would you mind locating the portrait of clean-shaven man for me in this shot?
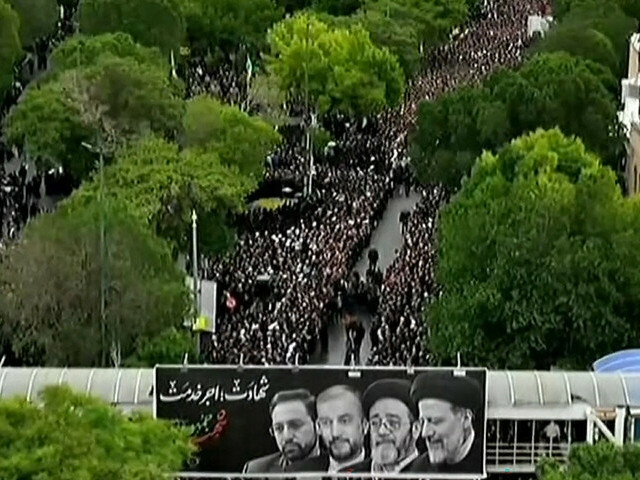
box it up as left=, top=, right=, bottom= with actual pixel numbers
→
left=408, top=371, right=484, bottom=474
left=243, top=389, right=319, bottom=473
left=287, top=384, right=368, bottom=473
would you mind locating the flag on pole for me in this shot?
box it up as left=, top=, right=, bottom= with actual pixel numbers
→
left=246, top=55, right=253, bottom=83
left=170, top=50, right=177, bottom=79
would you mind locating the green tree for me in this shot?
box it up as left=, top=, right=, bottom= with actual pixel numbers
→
left=182, top=95, right=281, bottom=180
left=49, top=32, right=167, bottom=75
left=359, top=7, right=422, bottom=77
left=0, top=385, right=195, bottom=478
left=126, top=326, right=197, bottom=367
left=0, top=0, right=21, bottom=100
left=535, top=1, right=637, bottom=78
left=539, top=442, right=640, bottom=480
left=313, top=0, right=362, bottom=16
left=410, top=53, right=622, bottom=190
left=67, top=136, right=254, bottom=256
left=266, top=13, right=404, bottom=117
left=3, top=54, right=184, bottom=181
left=183, top=0, right=282, bottom=60
left=7, top=0, right=57, bottom=48
left=0, top=197, right=190, bottom=367
left=428, top=129, right=640, bottom=370
left=78, top=0, right=185, bottom=56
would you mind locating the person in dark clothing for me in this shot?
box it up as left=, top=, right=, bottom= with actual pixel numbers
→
left=344, top=318, right=365, bottom=366
left=399, top=210, right=410, bottom=234
left=367, top=248, right=379, bottom=271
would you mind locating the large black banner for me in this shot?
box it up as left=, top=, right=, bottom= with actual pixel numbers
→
left=154, top=366, right=487, bottom=478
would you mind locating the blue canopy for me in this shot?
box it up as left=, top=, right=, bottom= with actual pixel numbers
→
left=593, top=349, right=640, bottom=373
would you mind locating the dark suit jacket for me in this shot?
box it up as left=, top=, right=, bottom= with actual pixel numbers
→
left=407, top=440, right=484, bottom=474
left=243, top=452, right=285, bottom=473
left=285, top=453, right=330, bottom=473
left=343, top=457, right=419, bottom=473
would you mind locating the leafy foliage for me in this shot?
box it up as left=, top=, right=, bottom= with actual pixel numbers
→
left=0, top=0, right=21, bottom=100
left=126, top=326, right=197, bottom=367
left=183, top=0, right=283, bottom=60
left=6, top=0, right=57, bottom=48
left=0, top=385, right=195, bottom=479
left=182, top=95, right=281, bottom=180
left=427, top=129, right=640, bottom=369
left=67, top=136, right=254, bottom=256
left=539, top=442, right=640, bottom=480
left=313, top=0, right=362, bottom=16
left=410, top=52, right=622, bottom=190
left=266, top=13, right=404, bottom=117
left=49, top=32, right=167, bottom=75
left=3, top=53, right=184, bottom=180
left=0, top=197, right=190, bottom=367
left=534, top=0, right=637, bottom=78
left=78, top=0, right=185, bottom=56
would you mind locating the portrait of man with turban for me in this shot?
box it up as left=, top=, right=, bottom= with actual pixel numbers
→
left=407, top=371, right=484, bottom=474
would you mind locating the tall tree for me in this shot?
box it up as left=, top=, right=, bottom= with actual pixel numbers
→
left=427, top=129, right=640, bottom=370
left=7, top=0, right=57, bottom=49
left=66, top=136, right=255, bottom=256
left=410, top=53, right=623, bottom=190
left=3, top=53, right=184, bottom=180
left=266, top=13, right=404, bottom=117
left=182, top=95, right=281, bottom=181
left=0, top=197, right=190, bottom=367
left=78, top=0, right=185, bottom=56
left=0, top=386, right=195, bottom=478
left=49, top=32, right=167, bottom=74
left=0, top=0, right=21, bottom=100
left=183, top=0, right=282, bottom=60
left=539, top=442, right=640, bottom=480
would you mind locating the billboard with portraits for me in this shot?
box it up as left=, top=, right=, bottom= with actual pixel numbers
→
left=154, top=365, right=487, bottom=478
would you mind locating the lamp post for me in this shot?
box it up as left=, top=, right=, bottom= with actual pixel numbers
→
left=191, top=209, right=200, bottom=355
left=81, top=140, right=108, bottom=366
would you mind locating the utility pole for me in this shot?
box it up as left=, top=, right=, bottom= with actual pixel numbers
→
left=191, top=209, right=200, bottom=356
left=304, top=20, right=313, bottom=197
left=99, top=143, right=108, bottom=367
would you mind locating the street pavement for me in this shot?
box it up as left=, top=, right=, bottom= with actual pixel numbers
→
left=319, top=188, right=422, bottom=366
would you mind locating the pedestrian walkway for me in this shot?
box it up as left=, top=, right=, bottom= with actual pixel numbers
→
left=320, top=189, right=422, bottom=366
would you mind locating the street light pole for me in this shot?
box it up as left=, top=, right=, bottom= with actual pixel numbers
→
left=191, top=209, right=200, bottom=356
left=304, top=20, right=314, bottom=197
left=99, top=144, right=108, bottom=367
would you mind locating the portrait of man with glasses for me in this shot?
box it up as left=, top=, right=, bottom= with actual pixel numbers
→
left=345, top=378, right=421, bottom=474
left=242, top=388, right=319, bottom=473
left=286, top=384, right=368, bottom=473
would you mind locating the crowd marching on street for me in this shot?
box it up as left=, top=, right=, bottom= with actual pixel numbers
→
left=200, top=0, right=547, bottom=366
left=0, top=0, right=547, bottom=366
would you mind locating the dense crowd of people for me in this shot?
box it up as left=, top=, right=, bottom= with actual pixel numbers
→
left=0, top=0, right=547, bottom=367
left=200, top=0, right=547, bottom=366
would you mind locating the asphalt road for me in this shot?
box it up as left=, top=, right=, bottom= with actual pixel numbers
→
left=319, top=189, right=422, bottom=366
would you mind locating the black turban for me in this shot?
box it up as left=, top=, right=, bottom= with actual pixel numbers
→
left=410, top=371, right=482, bottom=411
left=362, top=379, right=417, bottom=418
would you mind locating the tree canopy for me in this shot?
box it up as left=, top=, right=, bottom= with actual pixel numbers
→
left=265, top=13, right=404, bottom=117
left=0, top=197, right=190, bottom=367
left=534, top=0, right=637, bottom=79
left=183, top=0, right=283, bottom=60
left=410, top=52, right=622, bottom=190
left=0, top=0, right=21, bottom=100
left=3, top=52, right=184, bottom=181
left=67, top=136, right=255, bottom=256
left=182, top=95, right=281, bottom=180
left=6, top=0, right=58, bottom=49
left=78, top=0, right=185, bottom=56
left=0, top=385, right=195, bottom=479
left=539, top=442, right=640, bottom=480
left=427, top=129, right=640, bottom=370
left=49, top=32, right=167, bottom=75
